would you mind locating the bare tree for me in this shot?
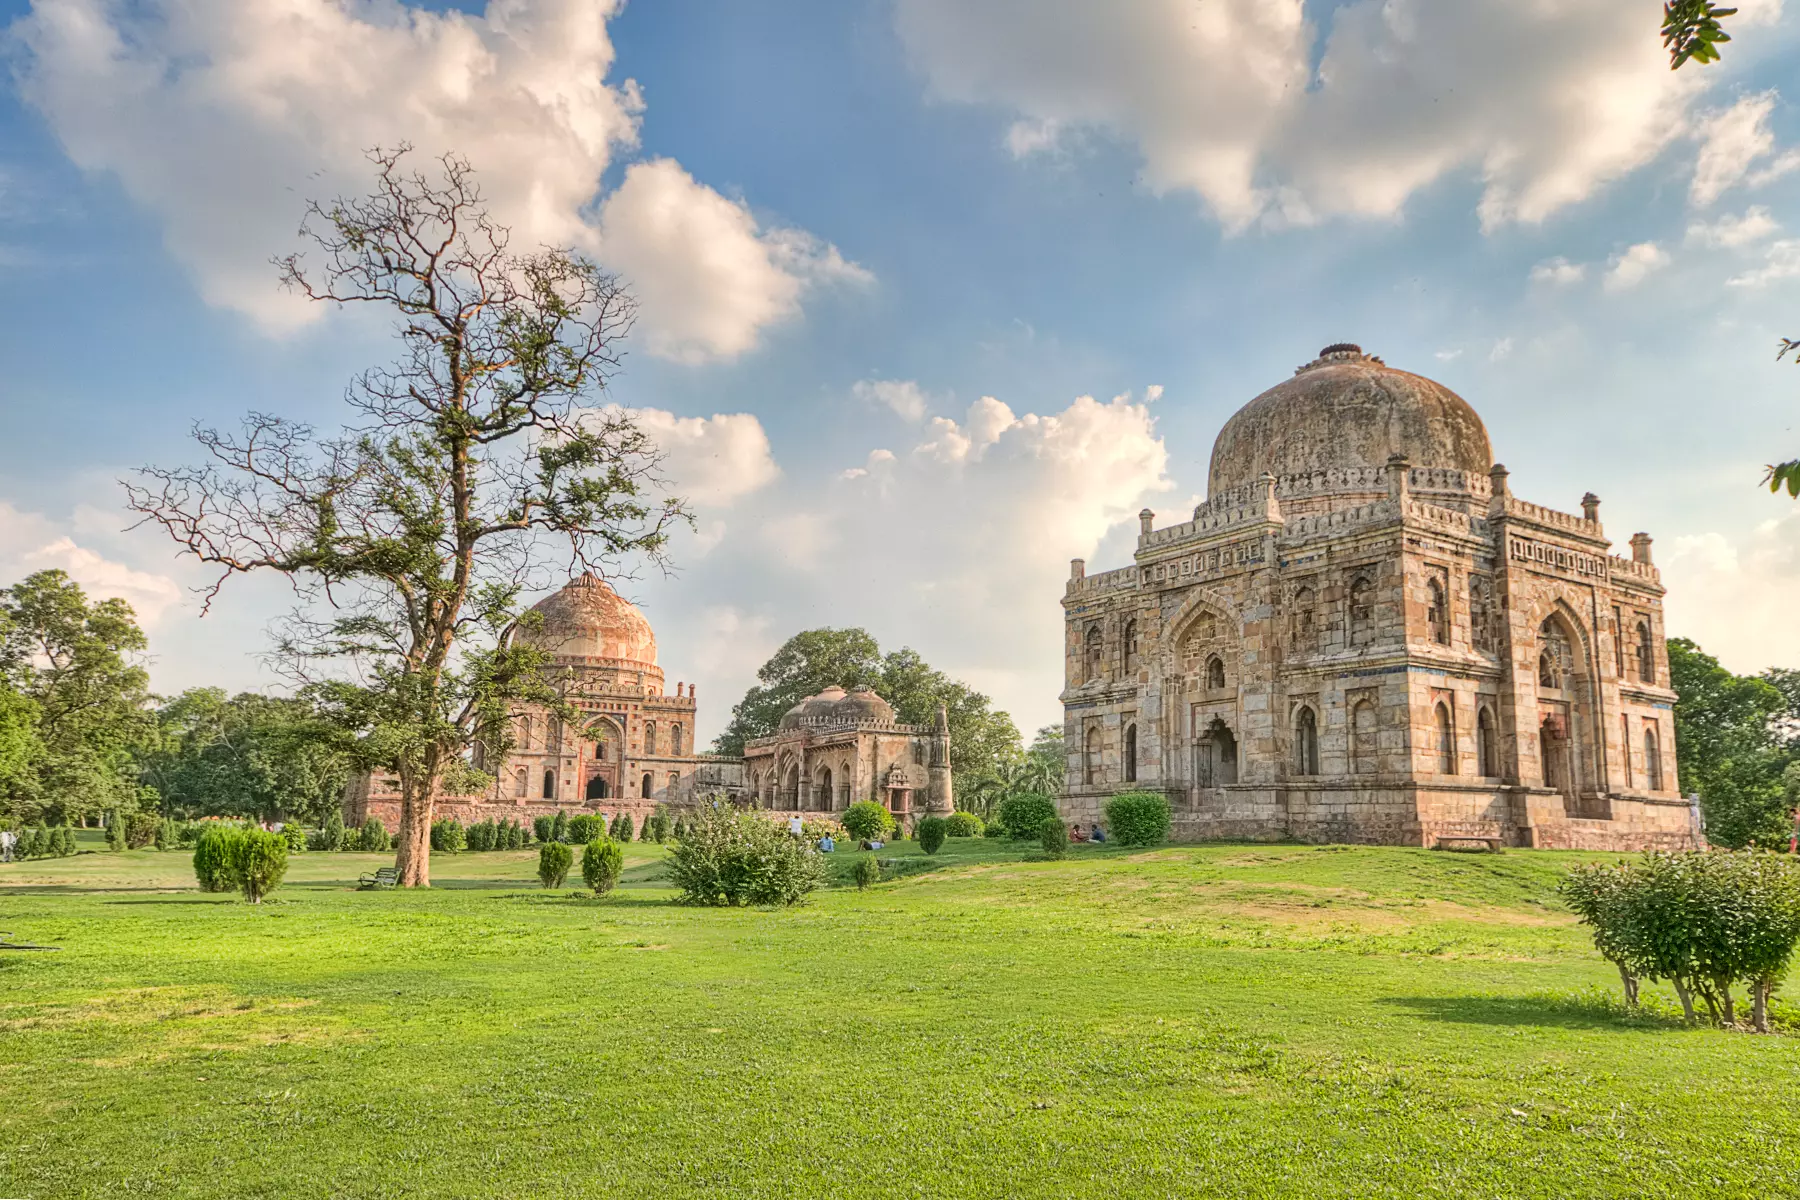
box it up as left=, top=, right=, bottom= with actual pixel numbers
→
left=127, top=147, right=686, bottom=886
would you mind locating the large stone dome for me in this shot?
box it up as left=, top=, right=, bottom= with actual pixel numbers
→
left=524, top=573, right=657, bottom=664
left=1207, top=345, right=1492, bottom=497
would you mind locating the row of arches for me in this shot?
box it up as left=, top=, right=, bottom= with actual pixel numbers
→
left=748, top=757, right=857, bottom=810
left=1289, top=700, right=1502, bottom=779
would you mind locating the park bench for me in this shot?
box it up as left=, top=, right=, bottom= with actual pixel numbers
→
left=358, top=866, right=399, bottom=890
left=1433, top=835, right=1505, bottom=853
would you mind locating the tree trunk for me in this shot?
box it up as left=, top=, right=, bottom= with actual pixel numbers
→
left=1617, top=963, right=1639, bottom=1007
left=1720, top=981, right=1736, bottom=1028
left=394, top=778, right=434, bottom=888
left=1672, top=977, right=1697, bottom=1021
left=1753, top=978, right=1770, bottom=1033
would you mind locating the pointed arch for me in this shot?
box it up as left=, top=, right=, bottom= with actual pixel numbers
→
left=1434, top=702, right=1455, bottom=774
left=1165, top=588, right=1245, bottom=658
left=1351, top=700, right=1378, bottom=774
left=1206, top=656, right=1226, bottom=690
left=1123, top=723, right=1138, bottom=783
left=541, top=768, right=556, bottom=799
left=1645, top=722, right=1664, bottom=791
left=1293, top=706, right=1319, bottom=776
left=1426, top=577, right=1449, bottom=645
left=1478, top=706, right=1499, bottom=778
left=1635, top=620, right=1655, bottom=684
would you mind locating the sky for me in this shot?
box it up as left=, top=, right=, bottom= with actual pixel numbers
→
left=3, top=0, right=1800, bottom=748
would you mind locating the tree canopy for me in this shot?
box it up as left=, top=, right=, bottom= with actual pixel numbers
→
left=714, top=627, right=1023, bottom=780
left=1669, top=637, right=1795, bottom=848
left=140, top=688, right=352, bottom=825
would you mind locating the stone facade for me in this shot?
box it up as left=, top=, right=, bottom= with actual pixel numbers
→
left=1060, top=344, right=1700, bottom=851
left=345, top=574, right=707, bottom=832
left=738, top=685, right=955, bottom=831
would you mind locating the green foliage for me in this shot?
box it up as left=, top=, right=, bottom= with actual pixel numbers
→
left=105, top=811, right=125, bottom=852
left=917, top=815, right=947, bottom=855
left=567, top=814, right=601, bottom=844
left=1663, top=0, right=1739, bottom=69
left=712, top=628, right=1023, bottom=780
left=841, top=800, right=895, bottom=842
left=996, top=792, right=1059, bottom=840
left=537, top=841, right=573, bottom=889
left=358, top=818, right=388, bottom=853
left=649, top=807, right=672, bottom=843
left=665, top=807, right=826, bottom=907
left=465, top=819, right=492, bottom=852
left=1562, top=851, right=1800, bottom=1029
left=139, top=688, right=351, bottom=825
left=430, top=819, right=466, bottom=853
left=852, top=854, right=880, bottom=890
left=609, top=811, right=635, bottom=842
left=228, top=829, right=289, bottom=903
left=1668, top=639, right=1793, bottom=848
left=322, top=809, right=347, bottom=853
left=1038, top=816, right=1068, bottom=860
left=1106, top=791, right=1172, bottom=848
left=551, top=810, right=569, bottom=844
left=505, top=819, right=526, bottom=849
left=944, top=811, right=983, bottom=838
left=282, top=825, right=306, bottom=853
left=192, top=828, right=238, bottom=893
left=581, top=837, right=624, bottom=895
left=126, top=812, right=159, bottom=849
left=53, top=825, right=75, bottom=857
left=154, top=818, right=174, bottom=850
left=533, top=815, right=553, bottom=844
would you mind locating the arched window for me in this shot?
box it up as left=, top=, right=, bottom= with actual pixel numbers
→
left=1085, top=725, right=1102, bottom=785
left=521, top=714, right=534, bottom=750
left=1426, top=577, right=1449, bottom=645
left=668, top=771, right=680, bottom=795
left=1612, top=606, right=1626, bottom=676
left=816, top=767, right=834, bottom=812
left=1291, top=587, right=1316, bottom=651
left=1621, top=714, right=1634, bottom=787
left=1636, top=621, right=1655, bottom=683
left=514, top=768, right=528, bottom=798
left=1471, top=578, right=1496, bottom=654
left=1435, top=703, right=1455, bottom=774
left=1478, top=707, right=1498, bottom=777
left=547, top=718, right=562, bottom=753
left=1349, top=576, right=1374, bottom=646
left=586, top=773, right=607, bottom=800
left=1123, top=723, right=1137, bottom=783
left=671, top=724, right=684, bottom=756
left=1123, top=618, right=1140, bottom=674
left=1352, top=701, right=1378, bottom=775
left=1206, top=656, right=1226, bottom=690
left=541, top=769, right=556, bottom=799
left=1084, top=625, right=1104, bottom=683
left=1645, top=724, right=1663, bottom=791
left=1293, top=707, right=1319, bottom=776
left=1538, top=618, right=1572, bottom=690
left=644, top=722, right=657, bottom=756
left=641, top=772, right=653, bottom=798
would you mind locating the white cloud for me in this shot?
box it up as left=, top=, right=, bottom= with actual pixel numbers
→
left=1530, top=257, right=1588, bottom=286
left=0, top=502, right=181, bottom=624
left=1604, top=242, right=1670, bottom=292
left=1665, top=513, right=1800, bottom=674
left=621, top=407, right=781, bottom=509
left=896, top=0, right=1710, bottom=231
left=1690, top=91, right=1787, bottom=207
left=1728, top=239, right=1800, bottom=287
left=1686, top=205, right=1781, bottom=248
left=13, top=0, right=860, bottom=360
left=1488, top=338, right=1515, bottom=362
left=852, top=379, right=930, bottom=421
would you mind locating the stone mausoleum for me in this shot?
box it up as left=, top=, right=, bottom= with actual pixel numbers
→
left=1059, top=344, right=1700, bottom=851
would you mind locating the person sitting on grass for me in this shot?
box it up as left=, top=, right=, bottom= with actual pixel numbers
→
left=1070, top=824, right=1088, bottom=843
left=818, top=833, right=835, bottom=853
left=1090, top=824, right=1106, bottom=843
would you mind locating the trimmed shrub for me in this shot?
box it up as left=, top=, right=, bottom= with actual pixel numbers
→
left=917, top=815, right=948, bottom=855
left=533, top=815, right=554, bottom=844
left=430, top=819, right=466, bottom=853
left=567, top=814, right=601, bottom=845
left=1105, top=791, right=1171, bottom=848
left=322, top=809, right=346, bottom=852
left=18, top=825, right=41, bottom=859
left=228, top=829, right=289, bottom=903
left=997, top=792, right=1058, bottom=840
left=853, top=854, right=881, bottom=890
left=360, top=818, right=390, bottom=853
left=1038, top=816, right=1069, bottom=859
left=650, top=808, right=672, bottom=843
left=465, top=820, right=492, bottom=852
left=55, top=826, right=76, bottom=857
left=666, top=807, right=827, bottom=907
left=282, top=825, right=306, bottom=853
left=610, top=812, right=636, bottom=843
left=538, top=841, right=573, bottom=889
left=154, top=819, right=173, bottom=851
left=126, top=812, right=159, bottom=849
left=506, top=820, right=526, bottom=850
left=105, top=811, right=126, bottom=851
left=842, top=801, right=895, bottom=842
left=581, top=837, right=625, bottom=895
left=944, top=811, right=983, bottom=838
left=550, top=810, right=569, bottom=844
left=193, top=828, right=239, bottom=892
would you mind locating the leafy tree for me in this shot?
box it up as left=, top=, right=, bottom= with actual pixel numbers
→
left=714, top=628, right=1024, bottom=780
left=842, top=800, right=895, bottom=842
left=0, top=571, right=153, bottom=825
left=139, top=689, right=352, bottom=825
left=538, top=840, right=574, bottom=889
left=1022, top=725, right=1066, bottom=794
left=1669, top=638, right=1793, bottom=848
left=664, top=806, right=826, bottom=906
left=125, top=149, right=683, bottom=887
left=1663, top=1, right=1738, bottom=68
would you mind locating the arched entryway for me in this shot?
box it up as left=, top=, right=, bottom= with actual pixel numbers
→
left=1194, top=716, right=1238, bottom=787
left=815, top=766, right=834, bottom=812
left=583, top=716, right=622, bottom=804
left=1536, top=612, right=1602, bottom=817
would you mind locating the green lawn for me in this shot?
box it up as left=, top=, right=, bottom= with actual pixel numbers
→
left=3, top=839, right=1798, bottom=1199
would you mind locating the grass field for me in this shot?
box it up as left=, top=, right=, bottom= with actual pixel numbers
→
left=3, top=836, right=1798, bottom=1199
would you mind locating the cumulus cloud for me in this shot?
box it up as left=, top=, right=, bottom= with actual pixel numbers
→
left=1728, top=239, right=1800, bottom=287
left=0, top=502, right=181, bottom=623
left=1665, top=514, right=1800, bottom=674
left=621, top=407, right=781, bottom=509
left=1530, top=257, right=1588, bottom=286
left=896, top=0, right=1714, bottom=231
left=13, top=0, right=860, bottom=359
left=1690, top=91, right=1790, bottom=207
left=1686, top=205, right=1782, bottom=248
left=1604, top=242, right=1671, bottom=292
left=852, top=379, right=931, bottom=421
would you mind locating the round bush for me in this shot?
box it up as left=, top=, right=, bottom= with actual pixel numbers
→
left=944, top=811, right=983, bottom=838
left=568, top=814, right=601, bottom=845
left=193, top=828, right=239, bottom=892
left=532, top=815, right=554, bottom=844
left=538, top=841, right=574, bottom=889
left=917, top=815, right=948, bottom=855
left=581, top=837, right=624, bottom=895
left=229, top=829, right=289, bottom=903
left=665, top=808, right=828, bottom=906
left=360, top=818, right=390, bottom=853
left=1105, top=791, right=1172, bottom=847
left=281, top=825, right=306, bottom=853
left=842, top=801, right=895, bottom=842
left=852, top=854, right=881, bottom=890
left=1038, top=815, right=1069, bottom=860
left=550, top=810, right=569, bottom=844
left=997, top=792, right=1059, bottom=840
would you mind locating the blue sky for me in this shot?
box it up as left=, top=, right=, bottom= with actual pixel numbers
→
left=3, top=0, right=1800, bottom=744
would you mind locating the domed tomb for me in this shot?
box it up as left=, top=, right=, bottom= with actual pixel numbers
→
left=834, top=684, right=896, bottom=724
left=523, top=573, right=658, bottom=665
left=1206, top=344, right=1492, bottom=497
